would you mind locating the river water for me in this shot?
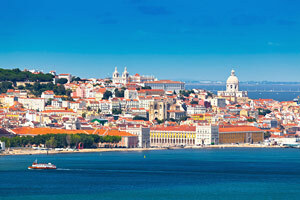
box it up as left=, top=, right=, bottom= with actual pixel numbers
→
left=1, top=148, right=300, bottom=200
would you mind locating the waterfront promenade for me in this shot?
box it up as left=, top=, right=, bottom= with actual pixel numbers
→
left=0, top=144, right=284, bottom=156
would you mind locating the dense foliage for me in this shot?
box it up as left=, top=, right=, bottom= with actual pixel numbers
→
left=179, top=90, right=194, bottom=97
left=0, top=81, right=14, bottom=93
left=57, top=78, right=68, bottom=84
left=114, top=88, right=125, bottom=97
left=0, top=68, right=53, bottom=82
left=247, top=118, right=257, bottom=122
left=0, top=134, right=122, bottom=148
left=133, top=115, right=147, bottom=121
left=102, top=91, right=113, bottom=100
left=258, top=108, right=272, bottom=116
left=24, top=82, right=72, bottom=97
left=112, top=108, right=122, bottom=115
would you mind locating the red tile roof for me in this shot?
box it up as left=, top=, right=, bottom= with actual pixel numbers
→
left=219, top=126, right=263, bottom=133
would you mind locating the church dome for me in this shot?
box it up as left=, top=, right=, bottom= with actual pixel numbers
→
left=226, top=70, right=239, bottom=84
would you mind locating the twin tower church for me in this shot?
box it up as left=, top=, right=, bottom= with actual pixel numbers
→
left=112, top=67, right=130, bottom=84
left=112, top=67, right=156, bottom=84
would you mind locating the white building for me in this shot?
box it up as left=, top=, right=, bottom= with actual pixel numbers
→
left=18, top=98, right=45, bottom=111
left=58, top=73, right=72, bottom=83
left=125, top=99, right=139, bottom=110
left=4, top=96, right=16, bottom=107
left=217, top=70, right=248, bottom=97
left=129, top=73, right=156, bottom=83
left=144, top=80, right=185, bottom=93
left=51, top=99, right=63, bottom=108
left=211, top=98, right=227, bottom=108
left=120, top=125, right=151, bottom=148
left=99, top=100, right=111, bottom=114
left=124, top=89, right=138, bottom=99
left=186, top=104, right=206, bottom=115
left=0, top=141, right=5, bottom=151
left=138, top=96, right=154, bottom=110
left=41, top=90, right=54, bottom=101
left=195, top=124, right=219, bottom=145
left=112, top=67, right=129, bottom=85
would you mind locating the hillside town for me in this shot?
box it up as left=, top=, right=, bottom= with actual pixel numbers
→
left=1, top=67, right=300, bottom=153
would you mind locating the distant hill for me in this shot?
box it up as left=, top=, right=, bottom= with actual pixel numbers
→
left=0, top=68, right=54, bottom=83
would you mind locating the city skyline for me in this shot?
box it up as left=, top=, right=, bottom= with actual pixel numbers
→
left=1, top=0, right=300, bottom=81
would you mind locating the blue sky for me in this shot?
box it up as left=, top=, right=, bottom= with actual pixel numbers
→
left=0, top=0, right=300, bottom=81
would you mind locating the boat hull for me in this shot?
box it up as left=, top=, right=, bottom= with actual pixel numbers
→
left=28, top=166, right=57, bottom=170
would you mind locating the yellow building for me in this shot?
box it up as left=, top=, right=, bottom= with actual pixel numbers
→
left=150, top=125, right=196, bottom=147
left=191, top=113, right=212, bottom=123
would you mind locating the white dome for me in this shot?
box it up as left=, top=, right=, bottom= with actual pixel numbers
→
left=227, top=70, right=239, bottom=84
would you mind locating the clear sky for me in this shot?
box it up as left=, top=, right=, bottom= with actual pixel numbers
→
left=1, top=0, right=300, bottom=81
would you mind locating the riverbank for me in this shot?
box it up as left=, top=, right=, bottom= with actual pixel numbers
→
left=0, top=147, right=165, bottom=156
left=0, top=144, right=287, bottom=156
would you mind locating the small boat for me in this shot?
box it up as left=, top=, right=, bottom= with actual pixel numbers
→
left=28, top=159, right=57, bottom=170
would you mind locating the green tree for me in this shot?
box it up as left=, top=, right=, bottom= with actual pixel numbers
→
left=57, top=78, right=68, bottom=84
left=102, top=91, right=113, bottom=100
left=133, top=115, right=147, bottom=121
left=114, top=88, right=125, bottom=97
left=190, top=100, right=198, bottom=105
left=45, top=137, right=57, bottom=148
left=141, top=86, right=151, bottom=89
left=112, top=108, right=122, bottom=115
left=264, top=131, right=271, bottom=139
left=17, top=85, right=25, bottom=90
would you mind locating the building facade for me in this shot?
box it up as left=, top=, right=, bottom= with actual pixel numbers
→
left=195, top=124, right=219, bottom=145
left=144, top=80, right=185, bottom=93
left=120, top=125, right=151, bottom=148
left=150, top=126, right=196, bottom=147
left=219, top=126, right=264, bottom=144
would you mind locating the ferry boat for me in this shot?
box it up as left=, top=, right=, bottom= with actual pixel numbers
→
left=28, top=159, right=57, bottom=170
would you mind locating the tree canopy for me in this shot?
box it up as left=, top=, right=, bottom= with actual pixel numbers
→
left=57, top=78, right=68, bottom=84
left=102, top=91, right=113, bottom=100
left=0, top=134, right=122, bottom=148
left=0, top=68, right=53, bottom=82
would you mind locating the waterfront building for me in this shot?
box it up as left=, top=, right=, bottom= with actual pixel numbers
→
left=195, top=124, right=219, bottom=145
left=119, top=125, right=151, bottom=148
left=219, top=125, right=264, bottom=144
left=150, top=125, right=196, bottom=147
left=144, top=80, right=185, bottom=93
left=0, top=141, right=5, bottom=151
left=217, top=70, right=248, bottom=98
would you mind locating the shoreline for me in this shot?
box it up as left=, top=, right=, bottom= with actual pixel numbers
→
left=0, top=144, right=288, bottom=156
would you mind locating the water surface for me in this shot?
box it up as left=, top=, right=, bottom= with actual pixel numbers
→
left=1, top=148, right=300, bottom=200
